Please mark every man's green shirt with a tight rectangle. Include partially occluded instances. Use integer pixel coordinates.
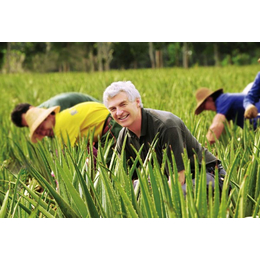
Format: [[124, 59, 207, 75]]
[[38, 92, 100, 111], [116, 108, 217, 179]]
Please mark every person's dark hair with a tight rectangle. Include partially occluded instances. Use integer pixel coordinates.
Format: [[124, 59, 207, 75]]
[[11, 103, 31, 127], [211, 89, 223, 102]]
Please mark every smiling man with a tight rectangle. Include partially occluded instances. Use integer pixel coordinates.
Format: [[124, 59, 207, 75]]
[[103, 81, 226, 195]]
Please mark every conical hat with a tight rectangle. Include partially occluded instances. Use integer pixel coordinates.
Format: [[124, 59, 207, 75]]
[[25, 106, 60, 143], [194, 88, 223, 115]]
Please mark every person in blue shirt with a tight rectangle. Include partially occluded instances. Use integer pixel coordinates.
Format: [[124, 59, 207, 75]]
[[244, 71, 260, 119], [194, 87, 260, 145]]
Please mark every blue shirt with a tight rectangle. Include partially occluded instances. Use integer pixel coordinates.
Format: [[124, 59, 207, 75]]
[[243, 72, 260, 109], [215, 93, 260, 129]]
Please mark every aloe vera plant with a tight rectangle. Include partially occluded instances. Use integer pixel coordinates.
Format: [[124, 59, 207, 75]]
[[1, 65, 260, 218]]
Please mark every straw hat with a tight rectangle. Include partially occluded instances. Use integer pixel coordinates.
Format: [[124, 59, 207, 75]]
[[25, 106, 60, 143], [195, 88, 223, 115]]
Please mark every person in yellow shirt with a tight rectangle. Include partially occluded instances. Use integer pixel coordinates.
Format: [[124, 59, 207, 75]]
[[11, 92, 100, 128], [24, 101, 122, 149], [54, 102, 109, 146]]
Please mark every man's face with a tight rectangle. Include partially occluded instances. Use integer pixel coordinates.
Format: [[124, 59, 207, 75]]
[[35, 115, 55, 138], [107, 91, 141, 129], [203, 97, 216, 111]]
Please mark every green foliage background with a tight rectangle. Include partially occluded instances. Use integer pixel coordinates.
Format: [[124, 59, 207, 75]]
[[1, 65, 260, 218]]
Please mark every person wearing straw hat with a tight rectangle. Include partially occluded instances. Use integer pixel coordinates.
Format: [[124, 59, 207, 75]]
[[103, 81, 227, 196], [25, 101, 121, 148], [11, 92, 100, 128], [195, 84, 260, 145]]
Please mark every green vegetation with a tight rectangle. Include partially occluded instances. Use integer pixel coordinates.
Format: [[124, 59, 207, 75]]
[[1, 42, 260, 73], [1, 65, 260, 218]]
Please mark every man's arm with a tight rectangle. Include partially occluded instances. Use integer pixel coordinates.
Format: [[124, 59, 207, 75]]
[[206, 113, 226, 145]]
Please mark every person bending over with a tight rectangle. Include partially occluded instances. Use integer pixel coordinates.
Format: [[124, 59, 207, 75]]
[[194, 86, 260, 145], [11, 92, 100, 127], [25, 102, 122, 162]]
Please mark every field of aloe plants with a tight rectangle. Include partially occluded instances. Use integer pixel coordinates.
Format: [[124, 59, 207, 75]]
[[1, 64, 260, 218]]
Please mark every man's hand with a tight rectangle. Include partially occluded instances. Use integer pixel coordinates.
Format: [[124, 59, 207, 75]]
[[168, 170, 185, 188], [178, 170, 185, 185], [244, 104, 258, 119]]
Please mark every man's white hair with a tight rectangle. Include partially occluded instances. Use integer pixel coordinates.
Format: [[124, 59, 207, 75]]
[[103, 81, 143, 108]]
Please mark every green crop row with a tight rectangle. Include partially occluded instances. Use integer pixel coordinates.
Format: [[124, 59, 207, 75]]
[[1, 65, 260, 218]]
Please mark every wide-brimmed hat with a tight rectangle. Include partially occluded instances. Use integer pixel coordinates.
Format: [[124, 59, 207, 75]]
[[25, 106, 60, 143], [195, 88, 223, 115]]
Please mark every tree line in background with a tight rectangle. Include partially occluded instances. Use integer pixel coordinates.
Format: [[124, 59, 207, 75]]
[[0, 42, 260, 73]]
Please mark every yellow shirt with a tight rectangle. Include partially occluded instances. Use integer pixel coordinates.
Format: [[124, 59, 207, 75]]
[[54, 102, 109, 146]]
